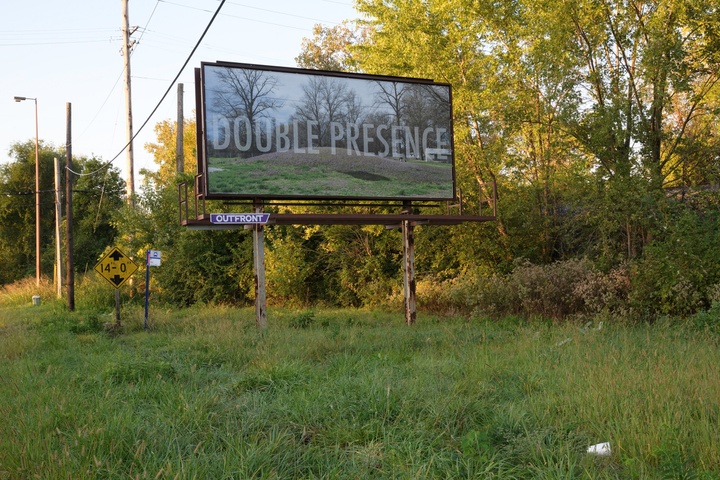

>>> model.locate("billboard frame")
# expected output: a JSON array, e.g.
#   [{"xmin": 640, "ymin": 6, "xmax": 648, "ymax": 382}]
[{"xmin": 196, "ymin": 61, "xmax": 457, "ymax": 202}]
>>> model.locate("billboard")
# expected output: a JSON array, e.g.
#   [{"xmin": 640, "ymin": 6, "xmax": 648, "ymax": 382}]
[{"xmin": 198, "ymin": 62, "xmax": 455, "ymax": 201}]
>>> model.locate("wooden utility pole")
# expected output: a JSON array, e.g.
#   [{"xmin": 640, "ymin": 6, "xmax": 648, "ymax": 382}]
[
  {"xmin": 54, "ymin": 157, "xmax": 62, "ymax": 299},
  {"xmin": 176, "ymin": 83, "xmax": 184, "ymax": 173},
  {"xmin": 65, "ymin": 103, "xmax": 75, "ymax": 310},
  {"xmin": 122, "ymin": 0, "xmax": 135, "ymax": 205}
]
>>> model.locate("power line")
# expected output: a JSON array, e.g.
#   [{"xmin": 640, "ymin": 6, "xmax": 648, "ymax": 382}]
[
  {"xmin": 76, "ymin": 2, "xmax": 159, "ymax": 142},
  {"xmin": 77, "ymin": 0, "xmax": 333, "ymax": 143},
  {"xmin": 71, "ymin": 0, "xmax": 227, "ymax": 178},
  {"xmin": 136, "ymin": 1, "xmax": 161, "ymax": 46},
  {"xmin": 77, "ymin": 70, "xmax": 125, "ymax": 140},
  {"xmin": 0, "ymin": 39, "xmax": 118, "ymax": 47},
  {"xmin": 224, "ymin": 1, "xmax": 344, "ymax": 25},
  {"xmin": 0, "ymin": 27, "xmax": 114, "ymax": 35},
  {"xmin": 158, "ymin": 0, "xmax": 314, "ymax": 32}
]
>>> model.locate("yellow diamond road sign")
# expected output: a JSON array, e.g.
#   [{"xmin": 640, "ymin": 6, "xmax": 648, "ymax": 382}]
[{"xmin": 94, "ymin": 247, "xmax": 138, "ymax": 289}]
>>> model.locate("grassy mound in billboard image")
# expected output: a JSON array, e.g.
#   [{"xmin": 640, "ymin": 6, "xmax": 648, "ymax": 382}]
[{"xmin": 207, "ymin": 148, "xmax": 454, "ymax": 199}]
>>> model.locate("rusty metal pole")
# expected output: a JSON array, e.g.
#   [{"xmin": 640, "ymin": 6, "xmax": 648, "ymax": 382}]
[
  {"xmin": 65, "ymin": 102, "xmax": 75, "ymax": 310},
  {"xmin": 402, "ymin": 220, "xmax": 416, "ymax": 325},
  {"xmin": 402, "ymin": 203, "xmax": 416, "ymax": 325},
  {"xmin": 54, "ymin": 157, "xmax": 62, "ymax": 299},
  {"xmin": 115, "ymin": 289, "xmax": 121, "ymax": 327},
  {"xmin": 253, "ymin": 203, "xmax": 267, "ymax": 329},
  {"xmin": 12, "ymin": 96, "xmax": 41, "ymax": 286},
  {"xmin": 33, "ymin": 99, "xmax": 41, "ymax": 287},
  {"xmin": 176, "ymin": 83, "xmax": 184, "ymax": 173}
]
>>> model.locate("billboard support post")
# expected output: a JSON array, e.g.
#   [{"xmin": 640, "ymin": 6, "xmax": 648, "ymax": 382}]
[
  {"xmin": 253, "ymin": 203, "xmax": 267, "ymax": 329},
  {"xmin": 402, "ymin": 203, "xmax": 416, "ymax": 325}
]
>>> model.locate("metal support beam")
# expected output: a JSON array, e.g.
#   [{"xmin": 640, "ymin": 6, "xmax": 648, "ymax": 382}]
[{"xmin": 402, "ymin": 216, "xmax": 416, "ymax": 326}]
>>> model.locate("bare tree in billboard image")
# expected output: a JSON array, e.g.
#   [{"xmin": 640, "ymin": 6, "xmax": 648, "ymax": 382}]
[
  {"xmin": 293, "ymin": 76, "xmax": 364, "ymax": 150},
  {"xmin": 373, "ymin": 80, "xmax": 408, "ymax": 158},
  {"xmin": 404, "ymin": 84, "xmax": 452, "ymax": 162},
  {"xmin": 203, "ymin": 63, "xmax": 455, "ymax": 200},
  {"xmin": 211, "ymin": 68, "xmax": 283, "ymax": 157}
]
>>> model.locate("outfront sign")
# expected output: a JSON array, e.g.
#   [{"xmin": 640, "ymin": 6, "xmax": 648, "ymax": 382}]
[
  {"xmin": 210, "ymin": 213, "xmax": 271, "ymax": 225},
  {"xmin": 94, "ymin": 247, "xmax": 138, "ymax": 289}
]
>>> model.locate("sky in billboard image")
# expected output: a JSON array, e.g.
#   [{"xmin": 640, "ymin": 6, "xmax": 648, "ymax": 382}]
[{"xmin": 201, "ymin": 63, "xmax": 455, "ymax": 201}]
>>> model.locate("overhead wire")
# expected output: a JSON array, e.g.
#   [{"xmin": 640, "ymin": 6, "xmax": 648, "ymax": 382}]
[
  {"xmin": 223, "ymin": 1, "xmax": 341, "ymax": 25},
  {"xmin": 74, "ymin": 0, "xmax": 342, "ymax": 152},
  {"xmin": 158, "ymin": 0, "xmax": 326, "ymax": 31},
  {"xmin": 0, "ymin": 189, "xmax": 58, "ymax": 196},
  {"xmin": 77, "ymin": 1, "xmax": 160, "ymax": 143},
  {"xmin": 136, "ymin": 1, "xmax": 160, "ymax": 46},
  {"xmin": 70, "ymin": 0, "xmax": 227, "ymax": 178},
  {"xmin": 0, "ymin": 39, "xmax": 119, "ymax": 47},
  {"xmin": 0, "ymin": 27, "xmax": 119, "ymax": 47}
]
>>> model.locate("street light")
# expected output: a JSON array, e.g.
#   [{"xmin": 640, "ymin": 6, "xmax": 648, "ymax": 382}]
[{"xmin": 14, "ymin": 96, "xmax": 41, "ymax": 287}]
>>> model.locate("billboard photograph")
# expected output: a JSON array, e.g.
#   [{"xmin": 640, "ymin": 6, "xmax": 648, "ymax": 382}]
[{"xmin": 199, "ymin": 62, "xmax": 455, "ymax": 201}]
